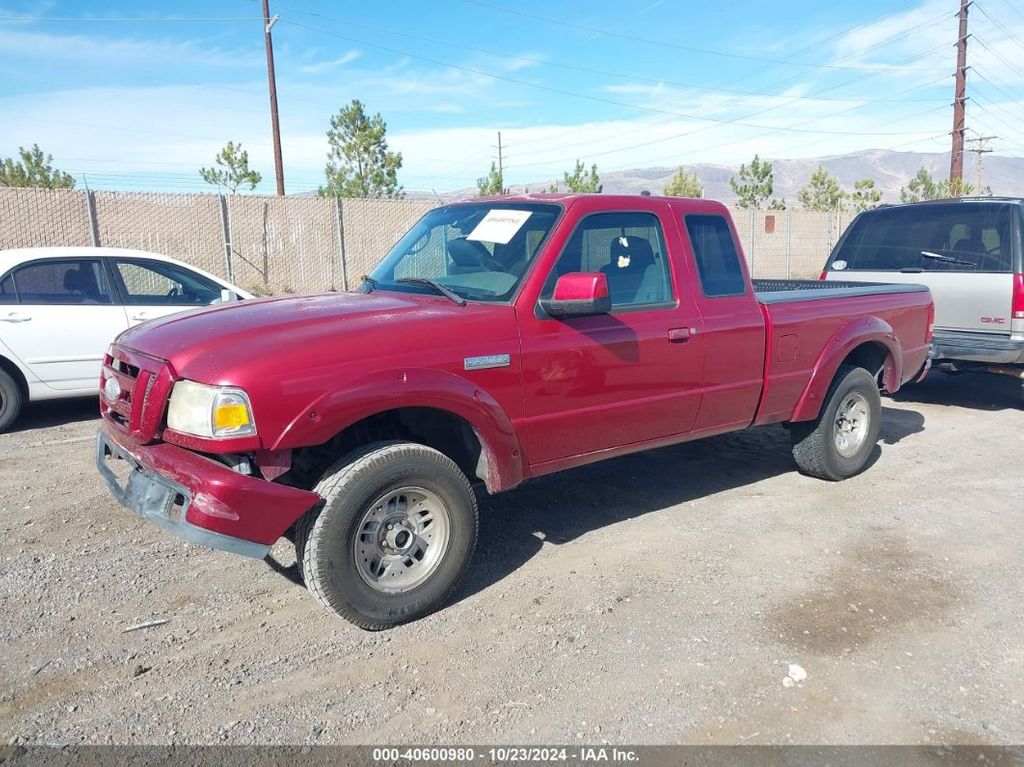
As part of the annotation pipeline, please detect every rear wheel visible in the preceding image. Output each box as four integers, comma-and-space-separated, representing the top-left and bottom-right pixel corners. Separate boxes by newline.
790, 365, 881, 481
0, 369, 23, 434
295, 441, 478, 630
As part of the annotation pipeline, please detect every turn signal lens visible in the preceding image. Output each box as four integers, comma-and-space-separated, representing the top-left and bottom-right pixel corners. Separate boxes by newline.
213, 401, 251, 431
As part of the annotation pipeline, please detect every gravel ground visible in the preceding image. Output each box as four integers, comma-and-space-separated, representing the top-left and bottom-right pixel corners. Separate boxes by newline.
1, 371, 1022, 746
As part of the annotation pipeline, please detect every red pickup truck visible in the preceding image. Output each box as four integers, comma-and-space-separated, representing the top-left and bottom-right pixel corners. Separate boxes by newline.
97, 194, 932, 629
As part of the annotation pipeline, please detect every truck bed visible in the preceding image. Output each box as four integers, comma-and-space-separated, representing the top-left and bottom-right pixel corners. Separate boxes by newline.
753, 279, 928, 304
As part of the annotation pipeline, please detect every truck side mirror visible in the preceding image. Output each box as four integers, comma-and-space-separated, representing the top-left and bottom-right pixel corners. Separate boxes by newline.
539, 272, 612, 318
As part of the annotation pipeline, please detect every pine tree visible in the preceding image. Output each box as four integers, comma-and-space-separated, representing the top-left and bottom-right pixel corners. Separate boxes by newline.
562, 159, 602, 193
663, 167, 702, 198
319, 99, 403, 198
0, 145, 75, 189
797, 165, 845, 211
199, 141, 262, 193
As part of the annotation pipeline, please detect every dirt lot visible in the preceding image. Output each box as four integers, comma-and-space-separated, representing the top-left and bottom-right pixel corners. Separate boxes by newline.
1, 372, 1022, 746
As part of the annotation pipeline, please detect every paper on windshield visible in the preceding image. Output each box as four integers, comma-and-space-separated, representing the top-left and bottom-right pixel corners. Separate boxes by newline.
466, 209, 532, 245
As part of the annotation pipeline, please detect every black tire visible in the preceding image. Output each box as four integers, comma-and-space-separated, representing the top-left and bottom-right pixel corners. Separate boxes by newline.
0, 368, 23, 434
295, 441, 478, 630
790, 365, 881, 481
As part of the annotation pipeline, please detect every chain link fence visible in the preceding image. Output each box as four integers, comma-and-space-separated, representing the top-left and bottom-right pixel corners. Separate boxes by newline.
0, 188, 852, 290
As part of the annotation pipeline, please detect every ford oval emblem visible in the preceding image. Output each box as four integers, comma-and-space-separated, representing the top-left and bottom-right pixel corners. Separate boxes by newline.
103, 376, 122, 402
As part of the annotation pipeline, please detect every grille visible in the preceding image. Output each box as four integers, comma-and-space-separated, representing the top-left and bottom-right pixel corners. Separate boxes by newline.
100, 346, 175, 444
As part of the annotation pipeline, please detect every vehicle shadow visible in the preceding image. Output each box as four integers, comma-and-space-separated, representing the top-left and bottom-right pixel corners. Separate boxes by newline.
6, 396, 99, 434
454, 419, 907, 607
879, 405, 925, 445
890, 370, 1022, 412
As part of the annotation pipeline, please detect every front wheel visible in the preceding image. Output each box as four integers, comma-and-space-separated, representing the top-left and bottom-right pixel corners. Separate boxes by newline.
790, 365, 881, 481
295, 441, 478, 630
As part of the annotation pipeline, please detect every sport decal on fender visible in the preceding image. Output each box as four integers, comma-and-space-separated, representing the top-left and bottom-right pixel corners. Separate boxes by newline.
464, 354, 511, 371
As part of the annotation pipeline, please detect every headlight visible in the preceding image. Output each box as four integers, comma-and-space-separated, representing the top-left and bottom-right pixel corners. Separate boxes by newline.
166, 380, 256, 438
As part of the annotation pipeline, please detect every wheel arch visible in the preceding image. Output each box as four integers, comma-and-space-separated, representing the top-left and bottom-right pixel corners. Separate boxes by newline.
275, 368, 526, 494
791, 318, 902, 423
0, 353, 29, 398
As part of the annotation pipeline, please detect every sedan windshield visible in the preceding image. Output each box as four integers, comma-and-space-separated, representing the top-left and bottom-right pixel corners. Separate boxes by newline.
368, 202, 561, 302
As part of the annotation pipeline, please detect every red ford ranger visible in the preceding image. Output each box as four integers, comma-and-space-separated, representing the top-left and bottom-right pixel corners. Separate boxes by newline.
96, 194, 933, 629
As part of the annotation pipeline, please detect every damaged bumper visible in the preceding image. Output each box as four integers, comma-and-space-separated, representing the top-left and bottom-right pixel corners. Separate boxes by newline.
96, 424, 320, 559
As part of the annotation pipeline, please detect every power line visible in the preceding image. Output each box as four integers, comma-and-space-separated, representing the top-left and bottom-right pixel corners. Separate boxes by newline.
463, 0, 936, 73
0, 15, 263, 22
504, 45, 950, 170
972, 33, 1024, 80
498, 14, 952, 162
282, 18, 941, 139
973, 1, 1024, 53
264, 1, 945, 106
504, 2, 946, 153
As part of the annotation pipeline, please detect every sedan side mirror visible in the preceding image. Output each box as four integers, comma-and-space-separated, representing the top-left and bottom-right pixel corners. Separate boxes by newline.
220, 289, 241, 303
539, 272, 611, 318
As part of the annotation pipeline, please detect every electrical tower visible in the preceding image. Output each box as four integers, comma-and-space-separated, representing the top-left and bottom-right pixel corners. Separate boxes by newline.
949, 0, 971, 186
967, 133, 997, 192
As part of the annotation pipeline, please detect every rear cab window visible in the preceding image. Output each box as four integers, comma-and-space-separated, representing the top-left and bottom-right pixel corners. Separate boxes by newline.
684, 214, 748, 297
831, 203, 1016, 273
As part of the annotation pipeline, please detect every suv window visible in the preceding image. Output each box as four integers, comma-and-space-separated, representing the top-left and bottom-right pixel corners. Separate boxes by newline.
544, 212, 673, 309
115, 260, 223, 305
11, 260, 114, 304
684, 214, 747, 297
832, 203, 1015, 273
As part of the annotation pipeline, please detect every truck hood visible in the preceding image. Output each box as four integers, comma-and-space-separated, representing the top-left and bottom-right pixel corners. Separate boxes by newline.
115, 290, 514, 384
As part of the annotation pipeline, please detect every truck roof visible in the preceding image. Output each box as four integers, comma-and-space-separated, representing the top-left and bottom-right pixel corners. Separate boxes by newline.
875, 197, 1024, 210
458, 192, 713, 207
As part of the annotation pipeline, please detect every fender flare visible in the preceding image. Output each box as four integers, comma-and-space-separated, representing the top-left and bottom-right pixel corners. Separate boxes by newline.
271, 367, 525, 492
790, 316, 902, 423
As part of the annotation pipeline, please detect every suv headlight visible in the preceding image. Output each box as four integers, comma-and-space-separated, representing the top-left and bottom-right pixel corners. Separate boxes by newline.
166, 380, 256, 438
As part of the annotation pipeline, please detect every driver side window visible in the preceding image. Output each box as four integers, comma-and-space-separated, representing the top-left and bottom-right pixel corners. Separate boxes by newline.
542, 211, 673, 310
115, 260, 221, 305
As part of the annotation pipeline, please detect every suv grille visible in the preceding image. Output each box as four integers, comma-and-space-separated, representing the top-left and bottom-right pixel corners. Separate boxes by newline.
100, 346, 175, 444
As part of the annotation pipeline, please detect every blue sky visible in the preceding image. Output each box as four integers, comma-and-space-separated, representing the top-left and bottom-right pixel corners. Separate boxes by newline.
1, 0, 1023, 193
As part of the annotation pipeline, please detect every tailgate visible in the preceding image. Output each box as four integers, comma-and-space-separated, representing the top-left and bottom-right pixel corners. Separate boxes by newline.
825, 270, 1013, 335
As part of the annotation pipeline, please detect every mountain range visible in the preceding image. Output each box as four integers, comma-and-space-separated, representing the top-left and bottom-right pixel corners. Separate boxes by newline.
431, 149, 1024, 204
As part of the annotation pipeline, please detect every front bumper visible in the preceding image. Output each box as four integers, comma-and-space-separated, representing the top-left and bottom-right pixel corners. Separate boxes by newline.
96, 424, 320, 559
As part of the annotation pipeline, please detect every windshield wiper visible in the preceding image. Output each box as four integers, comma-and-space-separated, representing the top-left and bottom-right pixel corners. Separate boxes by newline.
921, 250, 975, 267
361, 275, 378, 293
396, 277, 467, 306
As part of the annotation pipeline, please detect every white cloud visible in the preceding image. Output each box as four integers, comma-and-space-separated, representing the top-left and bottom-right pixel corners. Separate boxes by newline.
298, 50, 361, 74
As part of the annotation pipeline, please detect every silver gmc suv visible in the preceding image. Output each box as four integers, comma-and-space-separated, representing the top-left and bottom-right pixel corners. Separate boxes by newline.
822, 198, 1024, 391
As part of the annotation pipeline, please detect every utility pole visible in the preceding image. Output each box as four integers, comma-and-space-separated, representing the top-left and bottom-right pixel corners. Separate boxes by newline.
967, 133, 997, 192
949, 0, 971, 187
494, 131, 506, 194
262, 0, 285, 196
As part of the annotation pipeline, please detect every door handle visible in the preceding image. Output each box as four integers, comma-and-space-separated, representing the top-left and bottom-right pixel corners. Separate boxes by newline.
130, 313, 151, 322
0, 312, 32, 323
668, 327, 693, 342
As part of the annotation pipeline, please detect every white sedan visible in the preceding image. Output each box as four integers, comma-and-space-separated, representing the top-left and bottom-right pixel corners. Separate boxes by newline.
0, 246, 253, 432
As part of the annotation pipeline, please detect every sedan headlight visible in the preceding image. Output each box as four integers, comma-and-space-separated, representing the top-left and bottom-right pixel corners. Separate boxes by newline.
166, 380, 256, 438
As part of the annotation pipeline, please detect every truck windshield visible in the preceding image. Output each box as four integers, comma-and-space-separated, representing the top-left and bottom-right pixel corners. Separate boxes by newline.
368, 202, 561, 302
831, 203, 1015, 273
